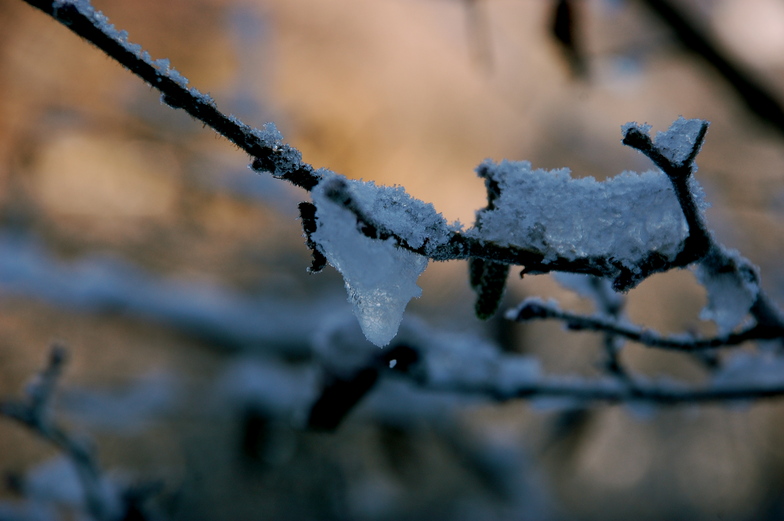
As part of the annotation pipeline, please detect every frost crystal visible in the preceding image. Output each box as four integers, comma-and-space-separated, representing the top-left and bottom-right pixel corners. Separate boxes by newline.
311, 175, 444, 347
469, 161, 704, 269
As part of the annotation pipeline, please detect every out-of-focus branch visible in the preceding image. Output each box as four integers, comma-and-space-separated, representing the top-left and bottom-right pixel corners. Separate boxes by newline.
0, 347, 164, 520
427, 371, 784, 405
307, 322, 784, 432
636, 0, 784, 137
506, 298, 772, 351
0, 346, 113, 521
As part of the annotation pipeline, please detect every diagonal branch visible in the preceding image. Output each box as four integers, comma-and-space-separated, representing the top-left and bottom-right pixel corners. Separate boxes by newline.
636, 0, 784, 138
21, 0, 321, 191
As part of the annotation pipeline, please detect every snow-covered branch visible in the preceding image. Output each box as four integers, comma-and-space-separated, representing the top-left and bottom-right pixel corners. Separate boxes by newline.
16, 0, 784, 404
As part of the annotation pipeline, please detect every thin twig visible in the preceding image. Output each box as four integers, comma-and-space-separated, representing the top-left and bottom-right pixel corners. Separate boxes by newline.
21, 0, 320, 191
506, 298, 771, 351
636, 0, 784, 137
622, 120, 712, 262
0, 346, 116, 521
427, 373, 784, 405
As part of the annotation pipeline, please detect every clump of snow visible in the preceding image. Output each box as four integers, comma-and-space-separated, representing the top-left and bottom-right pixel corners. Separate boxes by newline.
694, 248, 759, 334
328, 176, 452, 251
312, 175, 443, 347
468, 161, 705, 269
253, 121, 284, 145
653, 116, 706, 165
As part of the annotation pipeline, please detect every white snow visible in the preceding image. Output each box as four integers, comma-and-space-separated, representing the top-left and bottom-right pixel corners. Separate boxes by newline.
468, 160, 706, 269
653, 116, 706, 165
311, 175, 440, 347
328, 176, 452, 251
694, 248, 759, 334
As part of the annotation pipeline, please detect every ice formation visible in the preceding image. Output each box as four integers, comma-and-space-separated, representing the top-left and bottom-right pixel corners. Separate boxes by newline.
311, 175, 449, 347
468, 161, 706, 269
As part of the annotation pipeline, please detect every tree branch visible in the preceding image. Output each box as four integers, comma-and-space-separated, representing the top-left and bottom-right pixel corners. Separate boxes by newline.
506, 298, 773, 351
0, 346, 112, 520
636, 0, 784, 138
21, 0, 321, 191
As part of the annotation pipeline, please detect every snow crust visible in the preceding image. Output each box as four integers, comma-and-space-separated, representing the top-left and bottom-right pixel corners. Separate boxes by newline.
311, 175, 449, 346
468, 161, 704, 268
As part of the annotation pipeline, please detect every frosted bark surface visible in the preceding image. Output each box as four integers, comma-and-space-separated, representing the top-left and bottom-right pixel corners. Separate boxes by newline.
468, 161, 705, 268
311, 175, 442, 347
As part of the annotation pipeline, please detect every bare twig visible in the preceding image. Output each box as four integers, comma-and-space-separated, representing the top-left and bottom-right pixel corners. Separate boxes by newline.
426, 371, 784, 405
0, 346, 116, 520
21, 0, 320, 191
0, 346, 163, 521
506, 298, 772, 351
636, 0, 784, 137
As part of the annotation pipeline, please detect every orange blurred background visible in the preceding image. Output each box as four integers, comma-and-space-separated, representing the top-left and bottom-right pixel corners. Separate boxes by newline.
1, 0, 784, 519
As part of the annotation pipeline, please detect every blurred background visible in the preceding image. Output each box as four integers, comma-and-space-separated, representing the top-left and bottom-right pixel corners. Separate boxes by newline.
1, 0, 784, 519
